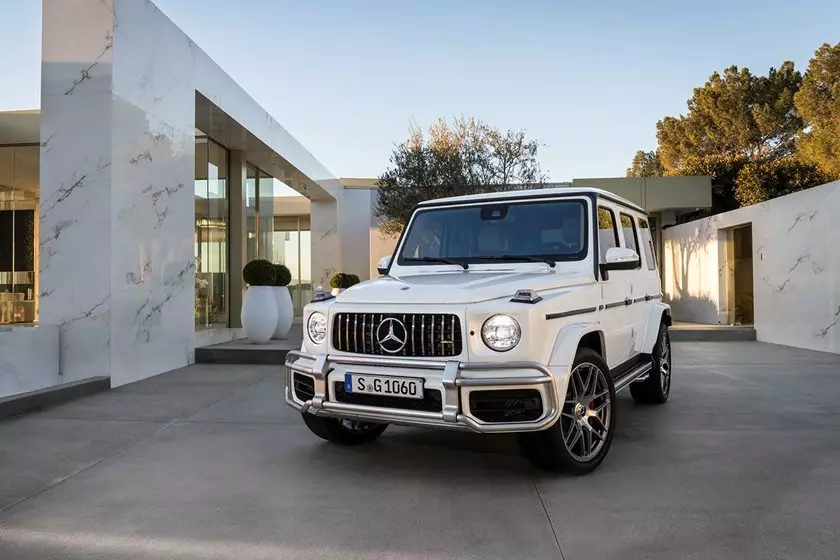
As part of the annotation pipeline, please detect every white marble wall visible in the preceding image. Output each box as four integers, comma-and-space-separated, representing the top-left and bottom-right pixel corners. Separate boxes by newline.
0, 326, 59, 398
663, 180, 840, 354
41, 0, 195, 386
37, 0, 343, 390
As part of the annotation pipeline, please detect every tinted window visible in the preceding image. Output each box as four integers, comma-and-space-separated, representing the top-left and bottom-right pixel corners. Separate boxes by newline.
638, 218, 657, 270
620, 213, 639, 255
399, 200, 587, 265
597, 207, 618, 261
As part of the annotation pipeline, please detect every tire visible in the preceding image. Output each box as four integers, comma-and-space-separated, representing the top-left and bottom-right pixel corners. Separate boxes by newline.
301, 413, 388, 445
630, 322, 671, 405
518, 348, 617, 475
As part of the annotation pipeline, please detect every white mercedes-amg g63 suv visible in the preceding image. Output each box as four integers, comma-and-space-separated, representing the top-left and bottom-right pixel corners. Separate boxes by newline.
285, 187, 672, 474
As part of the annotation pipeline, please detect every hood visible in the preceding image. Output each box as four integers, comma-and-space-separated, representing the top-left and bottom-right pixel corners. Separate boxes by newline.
335, 269, 594, 305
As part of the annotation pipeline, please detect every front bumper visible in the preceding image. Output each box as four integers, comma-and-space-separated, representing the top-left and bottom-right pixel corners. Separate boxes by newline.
284, 350, 562, 433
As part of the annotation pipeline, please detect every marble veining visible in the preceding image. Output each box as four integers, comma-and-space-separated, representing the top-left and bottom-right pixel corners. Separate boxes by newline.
664, 179, 840, 354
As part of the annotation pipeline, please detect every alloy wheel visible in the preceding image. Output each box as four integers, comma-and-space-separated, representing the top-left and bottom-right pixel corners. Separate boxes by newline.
560, 362, 612, 462
660, 332, 671, 395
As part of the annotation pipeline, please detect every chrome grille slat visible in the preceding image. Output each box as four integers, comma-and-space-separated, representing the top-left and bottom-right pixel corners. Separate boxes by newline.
333, 313, 461, 357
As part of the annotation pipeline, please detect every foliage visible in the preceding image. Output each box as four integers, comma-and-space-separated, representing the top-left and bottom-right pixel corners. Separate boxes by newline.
734, 157, 830, 207
630, 57, 834, 214
795, 42, 840, 179
626, 150, 664, 177
375, 117, 547, 236
272, 264, 292, 287
243, 259, 276, 287
329, 273, 361, 289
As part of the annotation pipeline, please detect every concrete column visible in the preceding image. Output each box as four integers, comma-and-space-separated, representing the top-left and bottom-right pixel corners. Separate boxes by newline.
310, 199, 340, 289
228, 151, 247, 328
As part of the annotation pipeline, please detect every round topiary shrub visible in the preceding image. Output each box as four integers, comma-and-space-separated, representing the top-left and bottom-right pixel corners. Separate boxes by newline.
347, 274, 361, 287
243, 259, 277, 286
273, 264, 292, 287
329, 272, 347, 289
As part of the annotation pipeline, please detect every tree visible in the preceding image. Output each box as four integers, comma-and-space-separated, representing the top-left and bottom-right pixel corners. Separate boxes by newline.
626, 150, 664, 177
375, 117, 546, 235
795, 42, 840, 179
648, 61, 831, 213
734, 157, 830, 206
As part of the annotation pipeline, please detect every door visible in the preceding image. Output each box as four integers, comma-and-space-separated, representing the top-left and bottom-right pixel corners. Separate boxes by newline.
616, 212, 648, 356
597, 205, 634, 367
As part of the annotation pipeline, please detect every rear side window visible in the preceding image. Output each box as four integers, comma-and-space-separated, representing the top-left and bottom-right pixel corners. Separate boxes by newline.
597, 207, 618, 261
619, 213, 639, 256
638, 218, 657, 270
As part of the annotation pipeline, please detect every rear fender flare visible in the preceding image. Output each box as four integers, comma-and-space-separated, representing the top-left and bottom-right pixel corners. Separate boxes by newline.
641, 303, 671, 354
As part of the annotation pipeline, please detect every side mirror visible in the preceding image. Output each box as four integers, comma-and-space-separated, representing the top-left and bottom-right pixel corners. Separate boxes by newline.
600, 247, 640, 279
376, 255, 392, 276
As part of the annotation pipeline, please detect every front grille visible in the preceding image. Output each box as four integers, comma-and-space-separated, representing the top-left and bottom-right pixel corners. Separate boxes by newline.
334, 382, 443, 412
293, 373, 315, 402
332, 313, 463, 357
469, 389, 543, 423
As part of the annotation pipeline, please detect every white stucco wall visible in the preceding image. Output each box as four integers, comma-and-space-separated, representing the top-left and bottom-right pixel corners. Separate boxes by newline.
663, 180, 840, 354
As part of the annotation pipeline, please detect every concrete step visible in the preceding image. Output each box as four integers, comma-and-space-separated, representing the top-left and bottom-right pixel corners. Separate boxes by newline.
670, 323, 756, 342
0, 376, 111, 419
195, 339, 299, 365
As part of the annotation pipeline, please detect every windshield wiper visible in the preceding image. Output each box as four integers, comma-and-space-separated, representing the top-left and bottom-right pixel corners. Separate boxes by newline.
471, 255, 556, 268
403, 257, 469, 270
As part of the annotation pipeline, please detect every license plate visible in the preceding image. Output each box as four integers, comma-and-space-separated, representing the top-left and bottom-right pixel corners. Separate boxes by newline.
344, 374, 424, 400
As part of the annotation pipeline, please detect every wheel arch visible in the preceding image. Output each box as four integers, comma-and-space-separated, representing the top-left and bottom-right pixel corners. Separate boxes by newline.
641, 303, 671, 354
547, 322, 606, 368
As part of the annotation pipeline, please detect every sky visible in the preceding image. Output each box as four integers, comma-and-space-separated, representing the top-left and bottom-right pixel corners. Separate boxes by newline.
1, 0, 839, 181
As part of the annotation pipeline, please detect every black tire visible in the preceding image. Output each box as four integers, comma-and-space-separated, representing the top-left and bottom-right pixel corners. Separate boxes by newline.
630, 322, 671, 405
301, 413, 388, 445
518, 348, 617, 475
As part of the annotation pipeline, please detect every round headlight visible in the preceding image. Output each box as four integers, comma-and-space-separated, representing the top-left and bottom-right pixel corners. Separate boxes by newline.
307, 312, 328, 344
481, 314, 521, 352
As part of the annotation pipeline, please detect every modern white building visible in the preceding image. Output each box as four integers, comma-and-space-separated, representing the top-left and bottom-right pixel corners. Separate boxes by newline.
0, 0, 713, 399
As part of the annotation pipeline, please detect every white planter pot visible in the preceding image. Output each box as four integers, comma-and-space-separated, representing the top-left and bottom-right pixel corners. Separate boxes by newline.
331, 287, 344, 296
240, 286, 278, 344
271, 286, 294, 340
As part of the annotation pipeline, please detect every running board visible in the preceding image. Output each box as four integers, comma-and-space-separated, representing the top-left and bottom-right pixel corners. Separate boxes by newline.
614, 362, 653, 392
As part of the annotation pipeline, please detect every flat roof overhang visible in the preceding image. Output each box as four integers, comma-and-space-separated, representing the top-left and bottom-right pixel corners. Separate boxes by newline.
0, 110, 40, 145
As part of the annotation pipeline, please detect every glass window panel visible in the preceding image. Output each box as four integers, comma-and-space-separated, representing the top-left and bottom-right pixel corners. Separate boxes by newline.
597, 207, 618, 261
0, 146, 39, 324
246, 165, 257, 262
619, 213, 639, 255
258, 171, 274, 260
195, 138, 229, 329
638, 218, 656, 270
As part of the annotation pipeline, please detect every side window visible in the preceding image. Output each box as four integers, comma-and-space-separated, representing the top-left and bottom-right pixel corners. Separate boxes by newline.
638, 218, 657, 270
619, 213, 640, 257
597, 207, 619, 261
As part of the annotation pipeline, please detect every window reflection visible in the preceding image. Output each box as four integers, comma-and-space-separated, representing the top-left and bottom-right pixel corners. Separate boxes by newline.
194, 137, 229, 329
0, 145, 39, 324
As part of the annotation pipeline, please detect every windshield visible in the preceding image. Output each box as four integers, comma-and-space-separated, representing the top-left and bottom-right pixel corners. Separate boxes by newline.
397, 199, 588, 266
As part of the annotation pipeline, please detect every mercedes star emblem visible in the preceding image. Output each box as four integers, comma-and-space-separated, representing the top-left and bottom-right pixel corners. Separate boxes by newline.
376, 317, 408, 354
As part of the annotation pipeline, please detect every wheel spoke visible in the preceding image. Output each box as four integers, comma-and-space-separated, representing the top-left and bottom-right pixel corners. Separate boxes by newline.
583, 366, 594, 396
566, 424, 582, 448
592, 399, 610, 413
561, 412, 577, 421
587, 420, 606, 441
584, 426, 594, 458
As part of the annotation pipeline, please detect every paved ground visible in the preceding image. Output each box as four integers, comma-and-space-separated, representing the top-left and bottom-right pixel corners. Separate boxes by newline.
1, 341, 839, 560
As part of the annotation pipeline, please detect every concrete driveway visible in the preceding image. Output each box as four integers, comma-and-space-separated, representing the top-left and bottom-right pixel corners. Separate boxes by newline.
1, 341, 839, 560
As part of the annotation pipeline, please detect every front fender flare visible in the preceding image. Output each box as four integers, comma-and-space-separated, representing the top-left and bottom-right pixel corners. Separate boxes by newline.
547, 321, 604, 369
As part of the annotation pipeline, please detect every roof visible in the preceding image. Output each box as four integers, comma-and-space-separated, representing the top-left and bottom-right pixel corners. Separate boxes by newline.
416, 186, 646, 213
